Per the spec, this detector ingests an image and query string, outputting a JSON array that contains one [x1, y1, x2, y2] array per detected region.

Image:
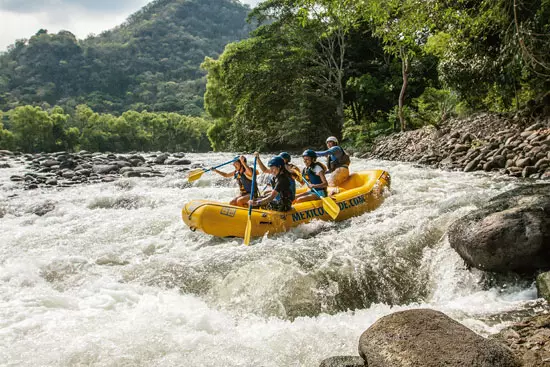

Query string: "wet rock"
[[359, 309, 519, 367], [525, 123, 544, 132], [113, 160, 132, 168], [174, 158, 192, 165], [522, 166, 538, 178], [102, 176, 117, 183], [29, 200, 56, 216], [119, 167, 134, 174], [0, 163, 10, 168], [59, 159, 77, 170], [45, 178, 58, 186], [535, 158, 549, 170], [464, 158, 481, 172], [10, 175, 24, 182], [448, 184, 550, 273], [42, 159, 59, 167], [76, 169, 91, 177], [122, 171, 141, 178], [129, 159, 142, 167], [154, 153, 170, 164], [536, 272, 550, 302], [495, 313, 550, 367], [61, 170, 75, 179], [92, 164, 119, 175], [516, 157, 533, 168], [164, 158, 177, 165], [319, 356, 365, 367], [0, 150, 14, 156]]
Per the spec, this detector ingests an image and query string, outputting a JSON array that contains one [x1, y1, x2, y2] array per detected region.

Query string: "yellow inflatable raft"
[[182, 169, 390, 238]]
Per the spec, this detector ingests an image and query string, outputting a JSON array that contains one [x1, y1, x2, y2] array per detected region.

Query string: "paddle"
[[187, 157, 238, 182], [243, 156, 258, 245], [302, 176, 340, 220]]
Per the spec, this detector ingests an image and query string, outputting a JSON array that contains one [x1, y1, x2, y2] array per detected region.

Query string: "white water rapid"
[[0, 153, 542, 366]]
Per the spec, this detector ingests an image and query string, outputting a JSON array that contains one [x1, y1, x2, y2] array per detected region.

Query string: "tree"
[[362, 0, 430, 131]]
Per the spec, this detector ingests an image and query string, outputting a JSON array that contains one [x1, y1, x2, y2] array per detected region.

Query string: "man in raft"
[[212, 155, 257, 207], [294, 150, 328, 203], [315, 136, 350, 187], [248, 156, 295, 211]]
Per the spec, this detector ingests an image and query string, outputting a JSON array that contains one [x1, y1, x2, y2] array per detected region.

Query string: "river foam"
[[0, 153, 540, 366]]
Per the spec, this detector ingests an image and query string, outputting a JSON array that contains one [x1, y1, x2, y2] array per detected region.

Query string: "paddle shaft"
[[248, 157, 258, 216], [204, 157, 239, 174], [301, 176, 325, 199], [244, 156, 258, 245]]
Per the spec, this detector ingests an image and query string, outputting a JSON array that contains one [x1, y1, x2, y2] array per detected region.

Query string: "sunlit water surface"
[[0, 153, 542, 366]]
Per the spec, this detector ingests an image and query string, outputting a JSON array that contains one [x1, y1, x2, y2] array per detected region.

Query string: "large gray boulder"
[[448, 184, 550, 273], [359, 309, 519, 367]]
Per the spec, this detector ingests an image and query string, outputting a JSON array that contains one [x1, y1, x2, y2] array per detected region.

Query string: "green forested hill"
[[0, 0, 252, 115]]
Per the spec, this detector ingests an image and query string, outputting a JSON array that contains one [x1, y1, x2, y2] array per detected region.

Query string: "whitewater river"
[[0, 153, 543, 366]]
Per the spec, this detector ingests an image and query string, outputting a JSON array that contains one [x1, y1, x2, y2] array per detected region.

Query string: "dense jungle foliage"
[[0, 0, 548, 153], [205, 0, 550, 151], [0, 0, 251, 115]]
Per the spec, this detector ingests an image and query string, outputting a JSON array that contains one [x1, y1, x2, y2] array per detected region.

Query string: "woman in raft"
[[211, 155, 257, 207], [294, 149, 328, 203], [248, 156, 295, 212]]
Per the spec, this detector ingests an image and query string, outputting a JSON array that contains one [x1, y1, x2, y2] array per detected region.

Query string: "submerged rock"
[[448, 184, 550, 273], [359, 309, 519, 367]]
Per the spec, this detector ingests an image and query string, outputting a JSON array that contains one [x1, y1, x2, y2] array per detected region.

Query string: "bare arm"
[[240, 155, 254, 178], [254, 152, 269, 173], [212, 169, 234, 178]]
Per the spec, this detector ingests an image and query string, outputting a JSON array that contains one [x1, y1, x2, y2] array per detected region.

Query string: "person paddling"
[[212, 155, 257, 207], [248, 156, 295, 212], [315, 136, 350, 187], [294, 150, 328, 203], [255, 151, 301, 182]]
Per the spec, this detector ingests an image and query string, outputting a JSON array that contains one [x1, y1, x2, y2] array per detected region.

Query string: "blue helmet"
[[268, 156, 285, 168], [279, 152, 291, 162], [302, 149, 316, 159]]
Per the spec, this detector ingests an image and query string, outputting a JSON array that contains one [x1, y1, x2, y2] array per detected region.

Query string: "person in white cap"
[[315, 136, 350, 187]]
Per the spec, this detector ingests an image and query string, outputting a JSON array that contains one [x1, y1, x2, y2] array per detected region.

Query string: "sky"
[[0, 0, 261, 51]]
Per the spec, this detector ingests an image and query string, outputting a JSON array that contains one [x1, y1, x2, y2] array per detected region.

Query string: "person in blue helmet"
[[248, 156, 295, 212], [315, 136, 350, 187], [212, 155, 257, 207], [295, 150, 328, 203]]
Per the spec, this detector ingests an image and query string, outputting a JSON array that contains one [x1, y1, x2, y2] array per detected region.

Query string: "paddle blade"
[[243, 216, 252, 245], [322, 197, 340, 220], [187, 169, 205, 182]]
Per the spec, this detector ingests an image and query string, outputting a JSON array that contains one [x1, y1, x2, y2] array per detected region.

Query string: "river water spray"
[[0, 153, 540, 366]]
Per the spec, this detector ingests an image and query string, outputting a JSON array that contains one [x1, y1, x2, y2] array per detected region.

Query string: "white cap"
[[326, 136, 339, 144]]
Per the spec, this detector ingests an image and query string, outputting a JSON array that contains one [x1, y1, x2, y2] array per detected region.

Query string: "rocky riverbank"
[[0, 150, 199, 190], [365, 114, 550, 180]]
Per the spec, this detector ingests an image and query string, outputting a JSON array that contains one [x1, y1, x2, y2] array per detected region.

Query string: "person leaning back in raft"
[[248, 156, 295, 211], [315, 136, 351, 187], [211, 155, 257, 207], [294, 150, 328, 203]]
